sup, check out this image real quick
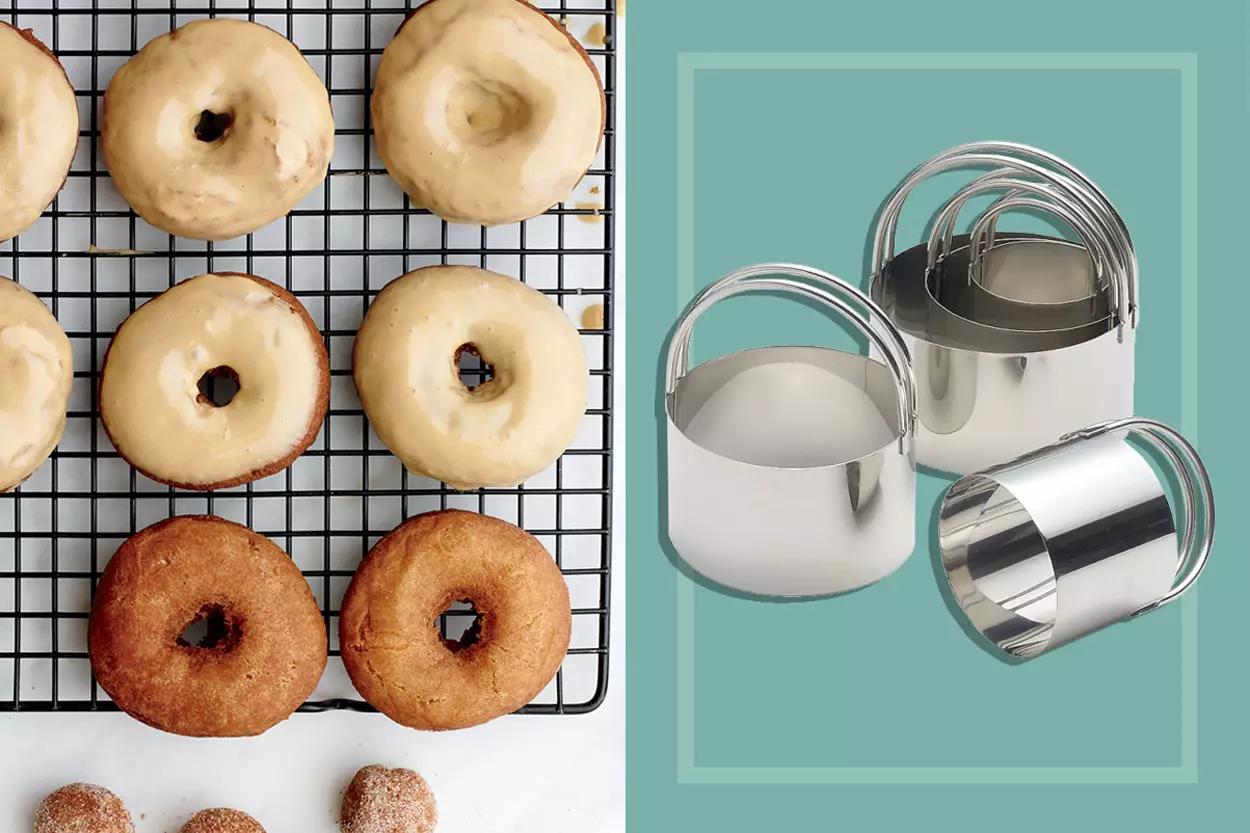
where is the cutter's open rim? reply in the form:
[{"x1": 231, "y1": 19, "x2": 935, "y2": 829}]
[
  {"x1": 926, "y1": 239, "x2": 1115, "y2": 335},
  {"x1": 667, "y1": 345, "x2": 907, "y2": 471},
  {"x1": 965, "y1": 238, "x2": 1107, "y2": 310},
  {"x1": 938, "y1": 474, "x2": 1060, "y2": 659},
  {"x1": 877, "y1": 239, "x2": 1122, "y2": 355}
]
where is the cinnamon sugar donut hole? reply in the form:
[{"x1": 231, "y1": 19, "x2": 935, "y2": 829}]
[
  {"x1": 340, "y1": 765, "x2": 437, "y2": 833},
  {"x1": 180, "y1": 809, "x2": 267, "y2": 833},
  {"x1": 34, "y1": 784, "x2": 134, "y2": 833}
]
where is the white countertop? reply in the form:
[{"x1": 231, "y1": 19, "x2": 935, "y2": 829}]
[{"x1": 0, "y1": 663, "x2": 624, "y2": 831}]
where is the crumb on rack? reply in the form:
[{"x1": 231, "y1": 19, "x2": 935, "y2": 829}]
[
  {"x1": 87, "y1": 244, "x2": 152, "y2": 256},
  {"x1": 575, "y1": 202, "x2": 603, "y2": 223},
  {"x1": 584, "y1": 21, "x2": 608, "y2": 47},
  {"x1": 589, "y1": 185, "x2": 601, "y2": 194},
  {"x1": 581, "y1": 303, "x2": 605, "y2": 331}
]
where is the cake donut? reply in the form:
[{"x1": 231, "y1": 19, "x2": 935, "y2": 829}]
[
  {"x1": 0, "y1": 23, "x2": 79, "y2": 243},
  {"x1": 353, "y1": 265, "x2": 588, "y2": 490},
  {"x1": 340, "y1": 765, "x2": 438, "y2": 833},
  {"x1": 339, "y1": 510, "x2": 571, "y2": 731},
  {"x1": 101, "y1": 19, "x2": 334, "y2": 241},
  {"x1": 0, "y1": 278, "x2": 74, "y2": 493},
  {"x1": 372, "y1": 0, "x2": 605, "y2": 225},
  {"x1": 88, "y1": 516, "x2": 327, "y2": 737},
  {"x1": 180, "y1": 809, "x2": 267, "y2": 833},
  {"x1": 35, "y1": 784, "x2": 135, "y2": 833},
  {"x1": 99, "y1": 273, "x2": 329, "y2": 490}
]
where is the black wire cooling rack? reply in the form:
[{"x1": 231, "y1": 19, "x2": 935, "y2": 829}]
[{"x1": 0, "y1": 0, "x2": 615, "y2": 716}]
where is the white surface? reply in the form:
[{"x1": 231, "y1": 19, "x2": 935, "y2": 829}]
[{"x1": 0, "y1": 3, "x2": 625, "y2": 830}]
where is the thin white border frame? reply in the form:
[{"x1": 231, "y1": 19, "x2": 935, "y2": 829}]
[{"x1": 674, "y1": 50, "x2": 1200, "y2": 785}]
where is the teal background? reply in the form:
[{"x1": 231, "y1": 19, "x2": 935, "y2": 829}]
[{"x1": 626, "y1": 0, "x2": 1250, "y2": 829}]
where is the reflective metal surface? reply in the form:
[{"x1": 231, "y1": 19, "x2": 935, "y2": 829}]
[
  {"x1": 938, "y1": 418, "x2": 1214, "y2": 659},
  {"x1": 869, "y1": 142, "x2": 1138, "y2": 474},
  {"x1": 928, "y1": 237, "x2": 1110, "y2": 334},
  {"x1": 879, "y1": 236, "x2": 1115, "y2": 353},
  {"x1": 666, "y1": 264, "x2": 918, "y2": 597},
  {"x1": 871, "y1": 141, "x2": 1139, "y2": 327},
  {"x1": 926, "y1": 173, "x2": 1113, "y2": 330}
]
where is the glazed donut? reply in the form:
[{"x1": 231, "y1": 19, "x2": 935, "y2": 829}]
[
  {"x1": 102, "y1": 19, "x2": 334, "y2": 241},
  {"x1": 35, "y1": 784, "x2": 134, "y2": 833},
  {"x1": 339, "y1": 510, "x2": 571, "y2": 731},
  {"x1": 181, "y1": 809, "x2": 266, "y2": 833},
  {"x1": 0, "y1": 23, "x2": 79, "y2": 243},
  {"x1": 0, "y1": 277, "x2": 74, "y2": 493},
  {"x1": 372, "y1": 0, "x2": 605, "y2": 225},
  {"x1": 340, "y1": 766, "x2": 438, "y2": 833},
  {"x1": 99, "y1": 272, "x2": 329, "y2": 490},
  {"x1": 88, "y1": 516, "x2": 327, "y2": 737},
  {"x1": 353, "y1": 265, "x2": 588, "y2": 490}
]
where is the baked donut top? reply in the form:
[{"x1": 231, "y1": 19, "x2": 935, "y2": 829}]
[
  {"x1": 353, "y1": 265, "x2": 588, "y2": 490},
  {"x1": 0, "y1": 277, "x2": 74, "y2": 492},
  {"x1": 0, "y1": 23, "x2": 79, "y2": 243},
  {"x1": 100, "y1": 273, "x2": 325, "y2": 488},
  {"x1": 101, "y1": 19, "x2": 333, "y2": 241},
  {"x1": 371, "y1": 0, "x2": 605, "y2": 225}
]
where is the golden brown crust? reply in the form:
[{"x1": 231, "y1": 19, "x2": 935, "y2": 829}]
[
  {"x1": 88, "y1": 515, "x2": 327, "y2": 737},
  {"x1": 180, "y1": 808, "x2": 266, "y2": 833},
  {"x1": 339, "y1": 510, "x2": 571, "y2": 730},
  {"x1": 98, "y1": 272, "x2": 329, "y2": 491},
  {"x1": 396, "y1": 0, "x2": 607, "y2": 152},
  {"x1": 340, "y1": 765, "x2": 437, "y2": 833},
  {"x1": 35, "y1": 784, "x2": 135, "y2": 833}
]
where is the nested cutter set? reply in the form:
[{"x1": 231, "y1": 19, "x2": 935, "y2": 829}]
[
  {"x1": 666, "y1": 142, "x2": 1214, "y2": 660},
  {"x1": 0, "y1": 0, "x2": 616, "y2": 715}
]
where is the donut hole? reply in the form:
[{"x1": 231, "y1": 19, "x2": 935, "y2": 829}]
[
  {"x1": 177, "y1": 604, "x2": 242, "y2": 652},
  {"x1": 436, "y1": 600, "x2": 483, "y2": 654},
  {"x1": 455, "y1": 343, "x2": 495, "y2": 392},
  {"x1": 449, "y1": 79, "x2": 530, "y2": 146},
  {"x1": 197, "y1": 366, "x2": 240, "y2": 407},
  {"x1": 194, "y1": 109, "x2": 234, "y2": 143}
]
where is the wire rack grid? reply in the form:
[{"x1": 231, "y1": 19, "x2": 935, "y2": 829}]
[{"x1": 0, "y1": 0, "x2": 616, "y2": 716}]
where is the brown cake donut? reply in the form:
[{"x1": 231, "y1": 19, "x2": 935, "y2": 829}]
[
  {"x1": 340, "y1": 765, "x2": 437, "y2": 833},
  {"x1": 35, "y1": 783, "x2": 134, "y2": 833},
  {"x1": 339, "y1": 510, "x2": 571, "y2": 730},
  {"x1": 180, "y1": 809, "x2": 266, "y2": 833},
  {"x1": 88, "y1": 515, "x2": 327, "y2": 737}
]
